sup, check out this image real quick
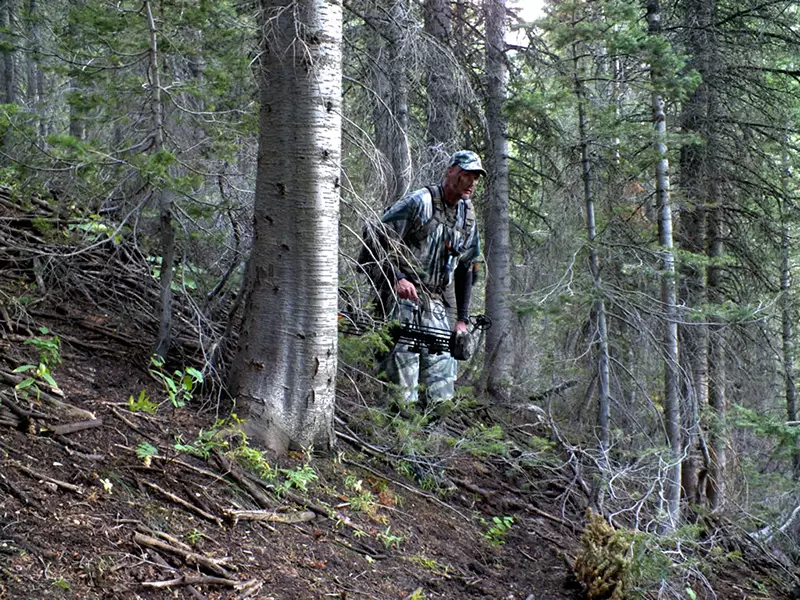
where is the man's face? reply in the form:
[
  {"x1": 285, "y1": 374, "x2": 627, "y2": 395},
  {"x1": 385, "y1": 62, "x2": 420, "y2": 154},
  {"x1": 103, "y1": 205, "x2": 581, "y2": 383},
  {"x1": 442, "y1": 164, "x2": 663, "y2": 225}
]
[{"x1": 445, "y1": 166, "x2": 481, "y2": 203}]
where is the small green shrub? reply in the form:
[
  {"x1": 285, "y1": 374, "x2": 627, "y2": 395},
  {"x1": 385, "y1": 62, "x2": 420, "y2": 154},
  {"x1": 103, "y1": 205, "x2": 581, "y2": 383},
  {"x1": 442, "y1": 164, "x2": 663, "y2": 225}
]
[
  {"x1": 14, "y1": 327, "x2": 62, "y2": 399},
  {"x1": 483, "y1": 515, "x2": 514, "y2": 546},
  {"x1": 149, "y1": 355, "x2": 203, "y2": 408}
]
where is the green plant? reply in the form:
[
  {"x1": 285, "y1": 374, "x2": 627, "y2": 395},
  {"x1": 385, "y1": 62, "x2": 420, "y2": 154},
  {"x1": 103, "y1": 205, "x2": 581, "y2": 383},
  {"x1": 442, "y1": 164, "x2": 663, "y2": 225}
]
[
  {"x1": 149, "y1": 355, "x2": 203, "y2": 408},
  {"x1": 231, "y1": 444, "x2": 275, "y2": 480},
  {"x1": 51, "y1": 576, "x2": 71, "y2": 591},
  {"x1": 483, "y1": 515, "x2": 514, "y2": 546},
  {"x1": 408, "y1": 555, "x2": 450, "y2": 577},
  {"x1": 186, "y1": 528, "x2": 202, "y2": 546},
  {"x1": 174, "y1": 425, "x2": 228, "y2": 459},
  {"x1": 136, "y1": 442, "x2": 158, "y2": 467},
  {"x1": 378, "y1": 526, "x2": 404, "y2": 549},
  {"x1": 458, "y1": 424, "x2": 509, "y2": 458},
  {"x1": 278, "y1": 464, "x2": 318, "y2": 494},
  {"x1": 13, "y1": 327, "x2": 62, "y2": 399},
  {"x1": 127, "y1": 389, "x2": 158, "y2": 414}
]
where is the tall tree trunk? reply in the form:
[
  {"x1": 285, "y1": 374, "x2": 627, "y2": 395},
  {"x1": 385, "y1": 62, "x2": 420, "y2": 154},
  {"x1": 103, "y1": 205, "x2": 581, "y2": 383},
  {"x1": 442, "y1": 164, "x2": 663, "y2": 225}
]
[
  {"x1": 0, "y1": 0, "x2": 17, "y2": 105},
  {"x1": 574, "y1": 53, "x2": 611, "y2": 503},
  {"x1": 678, "y1": 0, "x2": 715, "y2": 509},
  {"x1": 371, "y1": 0, "x2": 411, "y2": 205},
  {"x1": 780, "y1": 165, "x2": 800, "y2": 478},
  {"x1": 706, "y1": 201, "x2": 726, "y2": 510},
  {"x1": 229, "y1": 0, "x2": 341, "y2": 455},
  {"x1": 482, "y1": 0, "x2": 512, "y2": 397},
  {"x1": 146, "y1": 0, "x2": 175, "y2": 360},
  {"x1": 25, "y1": 0, "x2": 44, "y2": 139},
  {"x1": 648, "y1": 0, "x2": 681, "y2": 532},
  {"x1": 424, "y1": 0, "x2": 458, "y2": 154}
]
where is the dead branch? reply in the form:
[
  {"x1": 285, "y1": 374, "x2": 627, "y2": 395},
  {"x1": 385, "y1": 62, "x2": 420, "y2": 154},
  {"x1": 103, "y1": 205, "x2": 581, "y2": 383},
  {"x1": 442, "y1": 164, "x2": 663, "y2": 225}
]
[
  {"x1": 49, "y1": 418, "x2": 103, "y2": 436},
  {"x1": 213, "y1": 452, "x2": 275, "y2": 509},
  {"x1": 142, "y1": 481, "x2": 224, "y2": 527},
  {"x1": 449, "y1": 476, "x2": 574, "y2": 530},
  {"x1": 11, "y1": 460, "x2": 83, "y2": 494},
  {"x1": 132, "y1": 532, "x2": 234, "y2": 578},
  {"x1": 225, "y1": 509, "x2": 316, "y2": 525},
  {"x1": 140, "y1": 573, "x2": 245, "y2": 589},
  {"x1": 0, "y1": 473, "x2": 42, "y2": 509}
]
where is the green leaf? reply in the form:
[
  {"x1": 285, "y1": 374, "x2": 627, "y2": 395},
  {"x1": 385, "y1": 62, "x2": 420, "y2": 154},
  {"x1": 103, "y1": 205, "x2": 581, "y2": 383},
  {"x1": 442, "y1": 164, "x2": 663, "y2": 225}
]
[{"x1": 15, "y1": 377, "x2": 36, "y2": 390}]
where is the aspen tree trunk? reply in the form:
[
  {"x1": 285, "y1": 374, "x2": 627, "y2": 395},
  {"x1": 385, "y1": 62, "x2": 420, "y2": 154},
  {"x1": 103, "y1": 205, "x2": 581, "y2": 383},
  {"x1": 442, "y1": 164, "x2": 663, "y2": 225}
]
[
  {"x1": 229, "y1": 0, "x2": 341, "y2": 455},
  {"x1": 483, "y1": 0, "x2": 512, "y2": 397},
  {"x1": 648, "y1": 0, "x2": 681, "y2": 531},
  {"x1": 574, "y1": 55, "x2": 611, "y2": 496},
  {"x1": 146, "y1": 0, "x2": 176, "y2": 360}
]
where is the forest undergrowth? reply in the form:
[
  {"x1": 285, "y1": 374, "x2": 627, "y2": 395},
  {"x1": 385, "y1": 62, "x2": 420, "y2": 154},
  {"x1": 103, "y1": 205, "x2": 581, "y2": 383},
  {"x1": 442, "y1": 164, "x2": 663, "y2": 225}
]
[{"x1": 0, "y1": 188, "x2": 796, "y2": 599}]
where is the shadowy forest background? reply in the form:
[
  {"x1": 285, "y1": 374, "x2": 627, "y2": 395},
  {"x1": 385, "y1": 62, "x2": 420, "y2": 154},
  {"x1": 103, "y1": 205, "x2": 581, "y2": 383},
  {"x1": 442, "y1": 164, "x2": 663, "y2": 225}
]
[{"x1": 3, "y1": 0, "x2": 800, "y2": 595}]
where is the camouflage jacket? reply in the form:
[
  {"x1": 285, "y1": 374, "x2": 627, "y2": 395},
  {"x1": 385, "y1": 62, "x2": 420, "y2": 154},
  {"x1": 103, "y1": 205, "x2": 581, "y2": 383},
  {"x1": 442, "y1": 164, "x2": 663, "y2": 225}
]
[{"x1": 381, "y1": 185, "x2": 481, "y2": 295}]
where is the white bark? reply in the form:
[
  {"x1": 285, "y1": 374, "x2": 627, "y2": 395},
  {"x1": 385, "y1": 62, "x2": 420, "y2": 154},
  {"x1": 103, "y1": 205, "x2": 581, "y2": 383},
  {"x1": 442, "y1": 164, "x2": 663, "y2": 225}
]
[
  {"x1": 648, "y1": 0, "x2": 681, "y2": 532},
  {"x1": 229, "y1": 0, "x2": 341, "y2": 454}
]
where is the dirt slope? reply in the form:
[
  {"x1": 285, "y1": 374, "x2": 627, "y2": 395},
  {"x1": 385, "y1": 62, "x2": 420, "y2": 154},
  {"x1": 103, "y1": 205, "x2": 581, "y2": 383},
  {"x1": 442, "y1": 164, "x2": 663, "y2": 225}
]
[{"x1": 0, "y1": 316, "x2": 586, "y2": 600}]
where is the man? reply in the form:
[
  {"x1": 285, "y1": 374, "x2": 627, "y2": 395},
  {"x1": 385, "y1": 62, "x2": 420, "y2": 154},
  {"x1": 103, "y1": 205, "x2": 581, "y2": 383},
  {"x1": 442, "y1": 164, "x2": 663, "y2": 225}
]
[{"x1": 379, "y1": 150, "x2": 485, "y2": 408}]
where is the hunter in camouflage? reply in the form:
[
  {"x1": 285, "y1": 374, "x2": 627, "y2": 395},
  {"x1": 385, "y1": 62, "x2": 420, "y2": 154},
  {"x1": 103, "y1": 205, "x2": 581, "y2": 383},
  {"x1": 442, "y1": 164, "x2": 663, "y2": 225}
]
[{"x1": 379, "y1": 150, "x2": 485, "y2": 407}]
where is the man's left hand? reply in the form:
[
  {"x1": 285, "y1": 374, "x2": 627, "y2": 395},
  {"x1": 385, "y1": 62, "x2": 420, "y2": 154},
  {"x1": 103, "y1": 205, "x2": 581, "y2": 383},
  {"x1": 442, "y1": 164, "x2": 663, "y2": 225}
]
[{"x1": 455, "y1": 320, "x2": 468, "y2": 333}]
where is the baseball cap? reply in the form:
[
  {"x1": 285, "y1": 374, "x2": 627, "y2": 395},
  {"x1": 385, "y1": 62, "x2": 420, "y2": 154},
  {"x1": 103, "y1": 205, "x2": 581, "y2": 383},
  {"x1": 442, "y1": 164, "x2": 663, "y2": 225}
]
[{"x1": 450, "y1": 150, "x2": 487, "y2": 176}]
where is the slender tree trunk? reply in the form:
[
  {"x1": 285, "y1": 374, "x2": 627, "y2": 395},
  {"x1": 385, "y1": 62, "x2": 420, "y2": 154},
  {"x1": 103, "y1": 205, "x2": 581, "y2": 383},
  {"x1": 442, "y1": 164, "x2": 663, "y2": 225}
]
[
  {"x1": 678, "y1": 0, "x2": 714, "y2": 509},
  {"x1": 781, "y1": 214, "x2": 799, "y2": 477},
  {"x1": 229, "y1": 0, "x2": 341, "y2": 455},
  {"x1": 482, "y1": 0, "x2": 512, "y2": 397},
  {"x1": 574, "y1": 54, "x2": 611, "y2": 501},
  {"x1": 371, "y1": 0, "x2": 410, "y2": 204},
  {"x1": 424, "y1": 0, "x2": 458, "y2": 153},
  {"x1": 146, "y1": 0, "x2": 175, "y2": 359},
  {"x1": 706, "y1": 202, "x2": 726, "y2": 510},
  {"x1": 0, "y1": 0, "x2": 17, "y2": 105},
  {"x1": 25, "y1": 0, "x2": 44, "y2": 139},
  {"x1": 648, "y1": 0, "x2": 681, "y2": 531}
]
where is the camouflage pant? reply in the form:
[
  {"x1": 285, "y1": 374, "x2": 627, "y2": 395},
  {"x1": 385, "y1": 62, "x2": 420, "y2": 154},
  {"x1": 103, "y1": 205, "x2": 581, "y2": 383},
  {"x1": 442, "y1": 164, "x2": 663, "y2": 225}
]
[{"x1": 381, "y1": 297, "x2": 456, "y2": 406}]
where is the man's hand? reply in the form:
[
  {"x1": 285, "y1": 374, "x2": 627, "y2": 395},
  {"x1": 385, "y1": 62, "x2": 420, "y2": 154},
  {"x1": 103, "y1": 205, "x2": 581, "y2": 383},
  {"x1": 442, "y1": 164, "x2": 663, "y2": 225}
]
[
  {"x1": 396, "y1": 278, "x2": 418, "y2": 302},
  {"x1": 455, "y1": 319, "x2": 468, "y2": 333}
]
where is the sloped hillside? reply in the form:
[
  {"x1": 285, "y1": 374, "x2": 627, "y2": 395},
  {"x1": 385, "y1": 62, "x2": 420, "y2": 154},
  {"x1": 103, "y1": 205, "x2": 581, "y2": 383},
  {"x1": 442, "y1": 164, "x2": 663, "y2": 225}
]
[{"x1": 0, "y1": 188, "x2": 796, "y2": 600}]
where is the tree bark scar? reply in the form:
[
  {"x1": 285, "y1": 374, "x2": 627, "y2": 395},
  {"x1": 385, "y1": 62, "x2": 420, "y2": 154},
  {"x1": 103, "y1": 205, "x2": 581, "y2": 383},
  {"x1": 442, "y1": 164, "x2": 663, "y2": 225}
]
[{"x1": 313, "y1": 356, "x2": 320, "y2": 377}]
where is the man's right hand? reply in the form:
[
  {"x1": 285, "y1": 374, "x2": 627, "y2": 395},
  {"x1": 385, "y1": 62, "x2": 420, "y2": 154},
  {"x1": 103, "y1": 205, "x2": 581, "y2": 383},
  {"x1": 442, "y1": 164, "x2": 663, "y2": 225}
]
[{"x1": 396, "y1": 278, "x2": 418, "y2": 302}]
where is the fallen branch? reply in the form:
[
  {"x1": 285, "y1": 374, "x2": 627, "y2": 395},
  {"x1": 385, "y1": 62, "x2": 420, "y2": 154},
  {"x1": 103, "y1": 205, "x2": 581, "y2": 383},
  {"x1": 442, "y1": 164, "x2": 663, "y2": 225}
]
[
  {"x1": 49, "y1": 418, "x2": 103, "y2": 436},
  {"x1": 142, "y1": 481, "x2": 223, "y2": 527},
  {"x1": 450, "y1": 476, "x2": 575, "y2": 530},
  {"x1": 133, "y1": 532, "x2": 234, "y2": 578},
  {"x1": 140, "y1": 573, "x2": 244, "y2": 589},
  {"x1": 0, "y1": 474, "x2": 42, "y2": 509},
  {"x1": 12, "y1": 460, "x2": 83, "y2": 494},
  {"x1": 226, "y1": 509, "x2": 316, "y2": 525},
  {"x1": 213, "y1": 453, "x2": 275, "y2": 509}
]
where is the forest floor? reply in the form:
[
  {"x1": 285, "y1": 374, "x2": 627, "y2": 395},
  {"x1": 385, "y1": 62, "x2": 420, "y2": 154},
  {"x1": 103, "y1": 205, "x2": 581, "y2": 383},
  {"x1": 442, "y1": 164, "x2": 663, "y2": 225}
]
[
  {"x1": 0, "y1": 303, "x2": 797, "y2": 600},
  {"x1": 0, "y1": 189, "x2": 797, "y2": 599}
]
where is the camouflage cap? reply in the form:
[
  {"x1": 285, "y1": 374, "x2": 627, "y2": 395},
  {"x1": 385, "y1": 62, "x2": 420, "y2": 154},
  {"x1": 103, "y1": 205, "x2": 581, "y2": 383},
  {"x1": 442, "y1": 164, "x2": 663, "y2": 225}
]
[{"x1": 450, "y1": 150, "x2": 487, "y2": 176}]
